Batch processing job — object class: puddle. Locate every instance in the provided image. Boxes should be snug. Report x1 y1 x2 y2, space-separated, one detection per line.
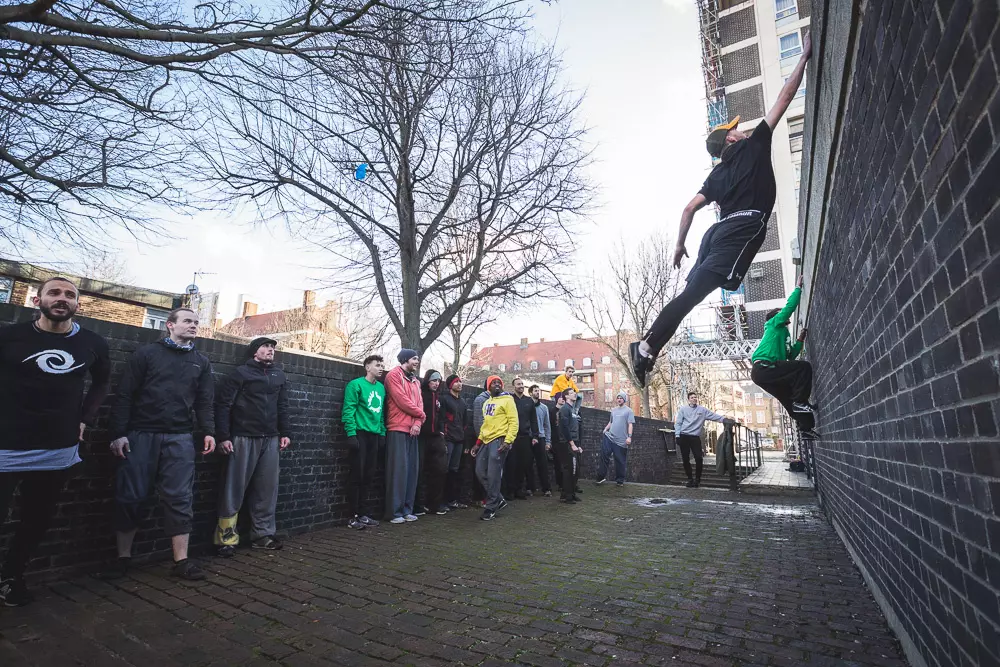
633 498 694 508
633 497 812 517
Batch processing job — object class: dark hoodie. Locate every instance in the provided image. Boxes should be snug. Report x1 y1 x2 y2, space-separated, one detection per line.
439 374 468 444
420 369 444 436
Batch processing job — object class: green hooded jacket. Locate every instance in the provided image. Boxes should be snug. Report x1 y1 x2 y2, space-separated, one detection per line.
751 287 804 363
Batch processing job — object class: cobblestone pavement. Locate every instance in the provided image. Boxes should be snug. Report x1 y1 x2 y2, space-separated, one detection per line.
739 462 813 491
0 484 907 667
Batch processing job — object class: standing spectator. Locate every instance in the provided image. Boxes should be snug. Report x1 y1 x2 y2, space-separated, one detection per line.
473 376 518 521
548 394 565 493
550 366 579 398
0 277 111 606
103 308 216 581
440 374 469 510
419 370 449 515
529 385 552 497
674 392 734 488
557 388 583 503
341 355 386 531
384 349 424 524
213 337 291 556
510 378 539 499
471 379 491 506
597 391 635 487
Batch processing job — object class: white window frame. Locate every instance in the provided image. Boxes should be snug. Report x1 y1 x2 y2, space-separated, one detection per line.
547 360 556 370
498 363 506 372
564 359 574 368
144 307 170 331
530 361 539 370
755 393 764 406
604 389 613 403
756 411 766 424
779 32 802 60
775 0 797 21
604 371 613 383
601 355 611 364
482 364 490 371
0 277 12 304
582 357 592 367
513 362 521 371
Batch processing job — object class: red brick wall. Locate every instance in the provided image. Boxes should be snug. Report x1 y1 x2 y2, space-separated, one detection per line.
77 295 146 326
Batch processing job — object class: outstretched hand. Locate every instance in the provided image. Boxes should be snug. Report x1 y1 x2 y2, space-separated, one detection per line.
796 274 804 289
672 245 689 269
802 32 812 60
797 327 809 343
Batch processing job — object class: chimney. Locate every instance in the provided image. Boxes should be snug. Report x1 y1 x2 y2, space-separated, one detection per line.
303 290 316 308
493 343 499 347
520 337 528 349
470 343 479 357
571 333 583 340
242 301 258 317
215 317 223 330
540 338 545 343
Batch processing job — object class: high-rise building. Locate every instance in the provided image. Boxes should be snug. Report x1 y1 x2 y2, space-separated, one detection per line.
696 0 812 337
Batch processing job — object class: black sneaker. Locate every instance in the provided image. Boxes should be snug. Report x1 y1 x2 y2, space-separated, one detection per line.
616 481 624 488
543 490 552 497
525 490 533 498
171 559 206 581
359 516 380 527
596 478 607 485
97 557 131 581
792 402 815 415
347 517 366 530
800 428 823 440
252 536 284 550
685 479 697 488
575 487 583 494
0 577 32 607
217 545 236 558
434 507 449 515
497 499 509 512
480 510 496 521
629 341 652 389
414 506 428 516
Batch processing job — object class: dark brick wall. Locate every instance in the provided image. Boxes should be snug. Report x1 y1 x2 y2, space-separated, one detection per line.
719 6 757 48
747 310 768 340
744 258 785 303
0 305 673 576
801 2 1000 666
726 83 766 121
722 44 761 84
762 212 781 252
798 0 812 19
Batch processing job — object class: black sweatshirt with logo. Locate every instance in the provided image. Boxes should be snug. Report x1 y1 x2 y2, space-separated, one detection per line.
109 340 215 439
0 321 111 451
214 358 290 442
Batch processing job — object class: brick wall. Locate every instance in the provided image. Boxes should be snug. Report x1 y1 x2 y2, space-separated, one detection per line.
78 294 147 327
722 44 762 83
0 305 673 577
719 6 757 48
799 2 1000 666
761 212 781 252
744 258 785 303
726 83 766 121
10 280 29 306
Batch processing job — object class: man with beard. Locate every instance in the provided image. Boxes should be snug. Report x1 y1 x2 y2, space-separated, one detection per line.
509 377 539 499
103 307 216 581
213 338 291 556
473 376 518 521
384 349 424 524
418 369 449 515
528 385 552 497
557 388 583 504
439 374 469 510
0 277 111 606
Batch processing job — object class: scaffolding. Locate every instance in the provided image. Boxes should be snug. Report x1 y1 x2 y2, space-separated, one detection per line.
696 0 728 132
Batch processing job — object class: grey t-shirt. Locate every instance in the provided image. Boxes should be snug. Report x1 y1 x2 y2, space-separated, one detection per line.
607 406 636 447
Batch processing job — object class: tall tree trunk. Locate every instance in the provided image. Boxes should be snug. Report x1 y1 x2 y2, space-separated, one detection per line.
641 386 651 419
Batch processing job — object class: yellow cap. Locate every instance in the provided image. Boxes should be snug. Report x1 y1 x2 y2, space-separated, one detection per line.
712 115 740 132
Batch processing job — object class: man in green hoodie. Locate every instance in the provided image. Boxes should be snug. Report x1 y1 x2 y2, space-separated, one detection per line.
750 276 820 439
341 355 387 529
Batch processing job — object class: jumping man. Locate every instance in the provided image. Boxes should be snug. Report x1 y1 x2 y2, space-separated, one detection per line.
631 34 812 388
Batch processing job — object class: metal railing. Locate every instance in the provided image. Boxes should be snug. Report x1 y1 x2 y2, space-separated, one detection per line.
731 422 764 482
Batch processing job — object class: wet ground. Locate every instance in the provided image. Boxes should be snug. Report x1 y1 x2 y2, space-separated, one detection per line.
0 483 907 666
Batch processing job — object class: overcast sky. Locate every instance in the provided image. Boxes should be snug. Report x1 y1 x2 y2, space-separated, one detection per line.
8 0 718 369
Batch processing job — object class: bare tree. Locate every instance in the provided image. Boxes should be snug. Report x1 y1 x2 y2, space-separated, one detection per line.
75 250 133 284
0 0 388 249
572 232 687 418
330 298 394 360
203 1 591 352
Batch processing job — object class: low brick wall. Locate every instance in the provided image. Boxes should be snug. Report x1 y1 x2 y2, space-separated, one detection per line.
0 304 672 576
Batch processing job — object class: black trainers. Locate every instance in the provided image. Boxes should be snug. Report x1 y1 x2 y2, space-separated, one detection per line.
0 577 32 607
792 402 816 415
616 481 624 488
217 545 236 558
97 557 131 580
252 536 284 550
347 517 366 530
480 510 496 521
575 487 583 494
543 490 552 497
434 507 449 515
800 428 823 440
629 341 652 389
497 499 509 512
171 559 206 581
414 506 428 516
596 477 607 485
685 479 697 488
359 516 380 527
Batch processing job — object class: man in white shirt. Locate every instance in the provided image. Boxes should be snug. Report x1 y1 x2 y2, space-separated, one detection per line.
673 392 734 488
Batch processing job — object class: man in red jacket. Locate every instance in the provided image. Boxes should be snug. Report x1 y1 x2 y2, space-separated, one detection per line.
384 349 425 524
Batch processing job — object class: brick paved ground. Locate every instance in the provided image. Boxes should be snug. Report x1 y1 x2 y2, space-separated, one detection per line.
0 485 907 667
739 462 813 492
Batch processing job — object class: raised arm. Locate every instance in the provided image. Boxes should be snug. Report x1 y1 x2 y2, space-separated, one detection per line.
674 194 709 268
764 32 812 129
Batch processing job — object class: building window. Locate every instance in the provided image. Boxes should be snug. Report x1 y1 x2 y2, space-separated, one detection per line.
605 389 613 403
757 411 766 424
583 376 592 384
482 365 490 371
755 393 764 406
784 75 807 101
513 362 521 371
779 32 802 60
144 307 170 331
775 0 797 20
583 357 592 367
530 361 539 370
604 371 613 383
547 360 556 369
565 359 574 368
0 278 12 304
601 355 611 364
498 363 506 372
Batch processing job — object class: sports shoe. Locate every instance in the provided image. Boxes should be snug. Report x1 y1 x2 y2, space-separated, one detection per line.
685 479 697 488
480 510 496 521
347 517 366 530
404 514 418 522
217 545 236 558
800 428 823 440
434 507 449 515
629 341 652 389
359 516 380 527
252 536 283 550
390 517 406 524
414 506 428 516
596 478 607 485
525 490 533 498
448 501 468 509
792 402 816 415
497 499 509 512
543 490 552 497
97 557 131 580
171 559 206 581
575 487 583 494
0 577 32 607
616 481 624 488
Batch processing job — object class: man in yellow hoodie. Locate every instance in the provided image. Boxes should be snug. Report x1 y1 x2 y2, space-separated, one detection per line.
472 375 519 521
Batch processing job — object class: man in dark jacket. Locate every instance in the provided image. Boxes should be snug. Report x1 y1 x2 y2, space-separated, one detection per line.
508 377 539 499
103 307 216 582
548 394 564 492
439 374 469 509
418 370 449 515
213 337 291 557
557 388 583 503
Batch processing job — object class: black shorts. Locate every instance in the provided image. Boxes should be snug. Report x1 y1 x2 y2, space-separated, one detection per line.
690 209 770 290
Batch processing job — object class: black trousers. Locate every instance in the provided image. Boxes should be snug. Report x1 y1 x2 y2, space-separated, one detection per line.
502 438 519 496
676 434 704 482
751 361 815 429
527 441 550 492
350 431 382 517
555 443 579 499
551 441 564 490
514 435 534 492
0 468 71 578
645 269 724 356
419 434 448 511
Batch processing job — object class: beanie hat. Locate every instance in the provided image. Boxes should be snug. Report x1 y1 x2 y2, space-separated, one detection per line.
446 374 461 389
247 336 277 359
617 390 628 402
397 348 419 364
486 375 504 390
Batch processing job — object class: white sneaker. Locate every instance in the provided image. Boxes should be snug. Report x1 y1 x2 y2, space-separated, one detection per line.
404 514 418 522
390 517 406 524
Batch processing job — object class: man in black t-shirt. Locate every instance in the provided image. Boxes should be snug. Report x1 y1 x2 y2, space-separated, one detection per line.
630 35 812 388
0 277 111 606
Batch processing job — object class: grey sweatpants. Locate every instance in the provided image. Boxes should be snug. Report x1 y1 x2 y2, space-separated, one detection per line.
385 431 418 520
114 432 195 537
215 436 280 545
475 439 509 512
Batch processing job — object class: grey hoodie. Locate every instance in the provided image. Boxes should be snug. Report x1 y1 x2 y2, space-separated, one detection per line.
472 390 490 438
